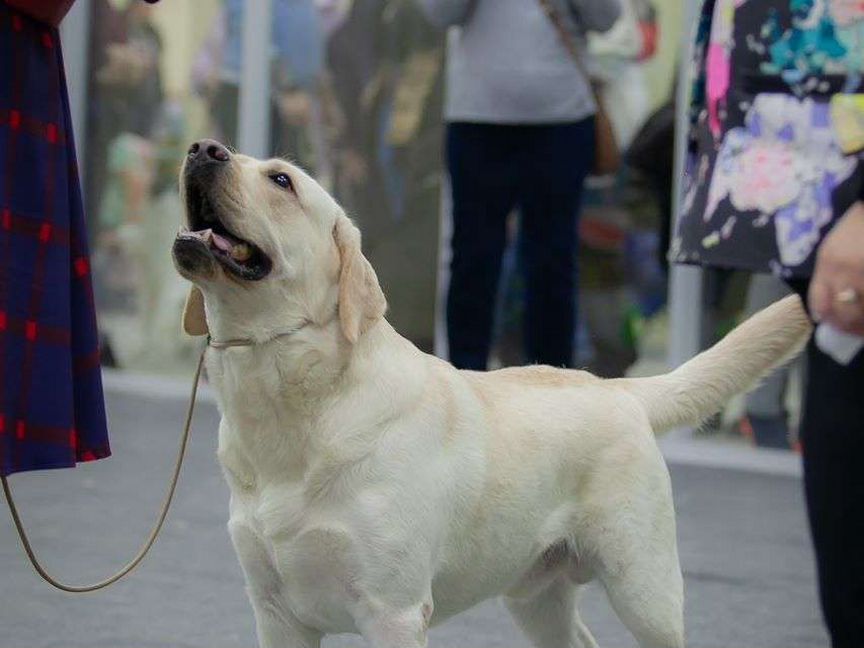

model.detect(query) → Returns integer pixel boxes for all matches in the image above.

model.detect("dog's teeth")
[231,243,252,262]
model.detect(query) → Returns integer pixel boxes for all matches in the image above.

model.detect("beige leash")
[1,346,206,593]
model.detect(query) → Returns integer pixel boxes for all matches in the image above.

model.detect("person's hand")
[809,201,864,335]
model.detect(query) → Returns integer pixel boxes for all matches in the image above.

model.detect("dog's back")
[463,294,810,436]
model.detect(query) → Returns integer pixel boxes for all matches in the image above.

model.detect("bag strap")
[535,0,593,82]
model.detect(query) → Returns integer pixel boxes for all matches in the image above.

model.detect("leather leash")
[1,346,206,593]
[3,321,310,593]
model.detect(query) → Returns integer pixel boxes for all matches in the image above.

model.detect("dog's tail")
[616,295,812,433]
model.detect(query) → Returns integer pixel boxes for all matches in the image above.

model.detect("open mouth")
[178,183,273,281]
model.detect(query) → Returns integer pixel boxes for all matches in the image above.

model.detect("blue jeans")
[445,120,594,370]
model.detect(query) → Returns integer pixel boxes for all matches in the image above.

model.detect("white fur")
[174,152,813,648]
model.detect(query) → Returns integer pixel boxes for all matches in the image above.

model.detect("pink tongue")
[211,232,234,253]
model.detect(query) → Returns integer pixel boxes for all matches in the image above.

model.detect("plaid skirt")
[0,3,110,475]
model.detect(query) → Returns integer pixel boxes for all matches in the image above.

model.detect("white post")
[434,177,451,359]
[60,0,92,187]
[434,29,458,360]
[238,0,273,157]
[667,0,703,370]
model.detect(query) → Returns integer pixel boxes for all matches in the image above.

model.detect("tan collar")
[207,321,310,349]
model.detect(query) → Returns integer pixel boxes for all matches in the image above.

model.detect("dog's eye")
[269,173,294,191]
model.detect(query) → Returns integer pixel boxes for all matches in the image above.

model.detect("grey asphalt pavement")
[0,389,828,648]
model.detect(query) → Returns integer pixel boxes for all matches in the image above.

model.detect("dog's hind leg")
[505,578,599,648]
[584,453,685,648]
[597,546,684,648]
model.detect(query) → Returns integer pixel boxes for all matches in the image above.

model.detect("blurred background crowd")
[70,0,793,449]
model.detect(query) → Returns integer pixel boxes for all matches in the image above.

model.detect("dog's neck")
[206,314,427,483]
[201,279,337,342]
[204,312,347,478]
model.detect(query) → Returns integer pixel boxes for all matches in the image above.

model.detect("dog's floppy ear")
[333,215,386,343]
[182,285,209,336]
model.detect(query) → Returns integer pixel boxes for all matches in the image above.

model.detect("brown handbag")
[4,0,76,27]
[536,0,621,176]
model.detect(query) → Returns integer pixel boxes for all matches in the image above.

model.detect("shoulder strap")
[535,0,592,80]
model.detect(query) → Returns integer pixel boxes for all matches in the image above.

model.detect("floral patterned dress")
[672,0,864,278]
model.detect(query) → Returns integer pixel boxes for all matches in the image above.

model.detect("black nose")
[186,139,230,169]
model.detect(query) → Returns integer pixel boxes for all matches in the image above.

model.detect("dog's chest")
[228,475,362,633]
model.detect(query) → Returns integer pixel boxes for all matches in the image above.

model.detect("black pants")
[790,281,864,646]
[445,120,594,370]
[801,337,864,646]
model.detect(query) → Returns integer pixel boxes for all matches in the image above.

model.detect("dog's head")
[173,139,386,343]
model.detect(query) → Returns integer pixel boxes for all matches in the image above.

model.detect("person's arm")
[416,0,477,28]
[568,0,621,33]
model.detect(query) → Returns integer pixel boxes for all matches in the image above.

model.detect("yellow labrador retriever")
[172,139,811,648]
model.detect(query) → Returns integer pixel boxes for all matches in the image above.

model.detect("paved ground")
[0,389,828,648]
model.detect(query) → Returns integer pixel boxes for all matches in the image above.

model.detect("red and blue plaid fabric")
[0,2,110,476]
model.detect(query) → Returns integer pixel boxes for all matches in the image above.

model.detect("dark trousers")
[445,120,594,370]
[790,280,864,646]
[801,338,864,647]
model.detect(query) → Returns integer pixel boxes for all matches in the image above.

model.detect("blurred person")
[626,88,675,271]
[323,0,446,350]
[578,0,659,377]
[673,0,864,643]
[316,0,353,34]
[493,0,671,377]
[86,0,163,226]
[376,0,445,350]
[492,0,660,376]
[86,0,163,366]
[139,101,201,368]
[578,169,668,377]
[193,0,328,175]
[376,0,443,225]
[324,0,389,221]
[419,0,621,370]
[95,130,154,313]
[96,99,197,369]
[0,0,155,477]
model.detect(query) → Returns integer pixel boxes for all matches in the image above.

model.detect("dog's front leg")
[229,519,322,648]
[248,595,322,648]
[354,600,434,648]
[250,594,321,648]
